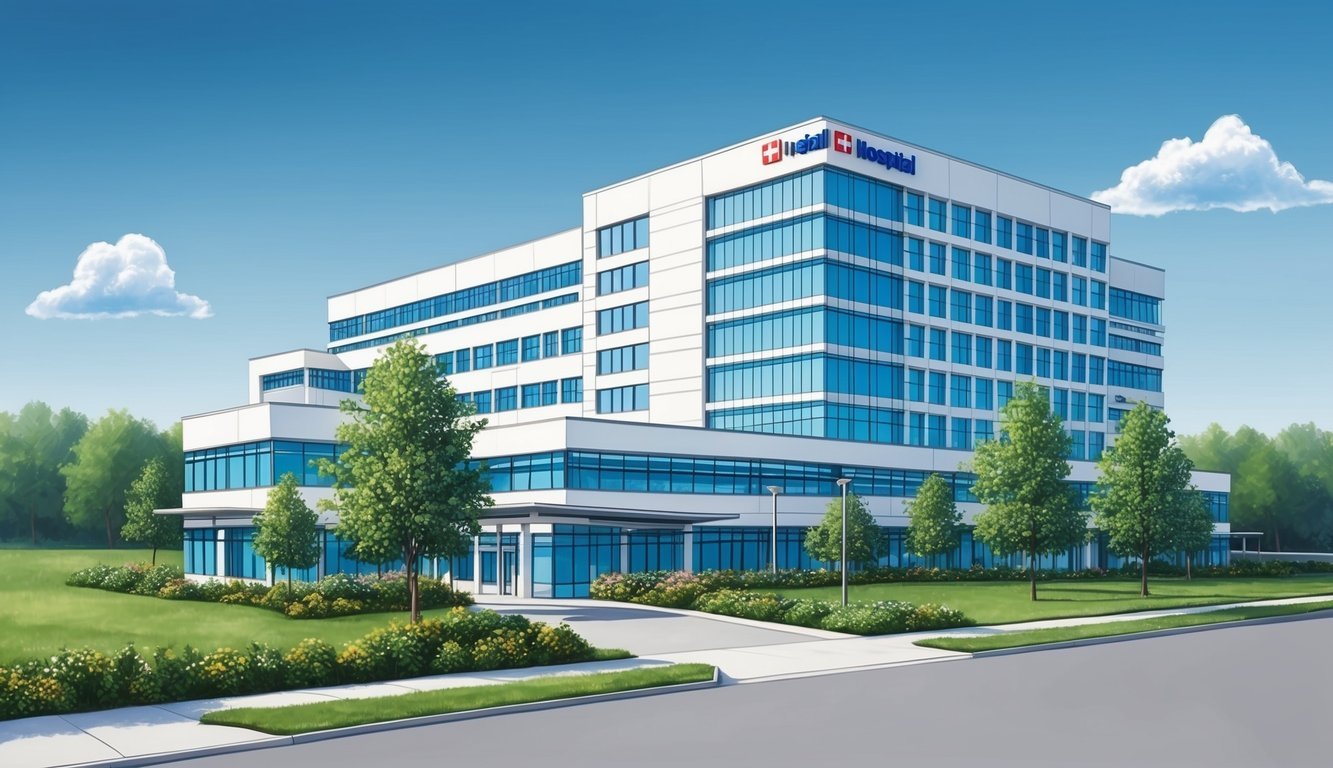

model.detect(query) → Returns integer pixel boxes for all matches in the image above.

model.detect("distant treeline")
[0,402,180,546]
[1180,423,1333,552]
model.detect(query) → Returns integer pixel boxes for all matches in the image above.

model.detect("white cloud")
[1091,115,1333,216]
[26,234,212,320]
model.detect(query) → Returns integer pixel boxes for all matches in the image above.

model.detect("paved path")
[4,594,1331,768]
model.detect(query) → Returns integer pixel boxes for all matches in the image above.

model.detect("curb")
[965,606,1333,658]
[476,598,852,640]
[79,667,720,768]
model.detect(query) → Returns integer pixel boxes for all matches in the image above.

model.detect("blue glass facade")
[184,440,342,491]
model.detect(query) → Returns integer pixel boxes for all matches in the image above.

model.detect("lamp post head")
[836,478,852,489]
[766,485,782,496]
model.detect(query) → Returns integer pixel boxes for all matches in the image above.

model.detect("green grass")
[913,599,1333,652]
[200,663,716,734]
[776,575,1333,625]
[0,549,619,665]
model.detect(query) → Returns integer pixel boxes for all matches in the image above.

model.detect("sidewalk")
[4,595,1331,768]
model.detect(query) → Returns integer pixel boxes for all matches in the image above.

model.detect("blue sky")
[1,0,1330,436]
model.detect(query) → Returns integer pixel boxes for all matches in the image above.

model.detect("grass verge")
[777,575,1333,625]
[913,600,1333,653]
[201,663,716,734]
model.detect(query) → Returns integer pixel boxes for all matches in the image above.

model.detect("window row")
[1107,361,1164,392]
[1107,334,1163,356]
[328,293,580,355]
[597,301,649,335]
[457,377,583,413]
[597,216,649,258]
[707,257,903,314]
[707,166,905,229]
[435,326,581,375]
[707,400,906,445]
[329,261,582,341]
[1109,287,1163,325]
[597,261,649,296]
[706,353,904,402]
[707,306,903,357]
[706,213,904,272]
[184,440,343,492]
[596,383,649,413]
[597,343,649,374]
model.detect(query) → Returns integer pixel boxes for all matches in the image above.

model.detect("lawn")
[0,549,487,665]
[913,600,1333,652]
[776,575,1333,625]
[201,663,716,735]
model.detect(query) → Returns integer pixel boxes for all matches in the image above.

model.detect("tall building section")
[165,117,1230,597]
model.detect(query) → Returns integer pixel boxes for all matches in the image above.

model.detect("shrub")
[529,623,593,666]
[283,639,338,688]
[819,602,912,635]
[431,641,472,674]
[691,590,793,623]
[134,564,183,596]
[247,643,287,693]
[783,600,834,628]
[471,628,530,671]
[189,648,252,697]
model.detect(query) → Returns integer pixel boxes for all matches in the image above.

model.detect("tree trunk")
[30,510,37,545]
[407,547,420,624]
[287,568,293,598]
[1186,552,1192,580]
[104,509,114,549]
[152,547,158,566]
[1029,534,1038,601]
[1274,528,1282,552]
[1140,542,1149,597]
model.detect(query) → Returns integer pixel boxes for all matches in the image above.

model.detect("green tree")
[1169,487,1215,580]
[320,339,491,622]
[121,458,183,564]
[253,473,321,594]
[905,473,962,566]
[0,403,88,543]
[804,491,884,568]
[1091,403,1202,596]
[970,381,1086,601]
[62,410,161,547]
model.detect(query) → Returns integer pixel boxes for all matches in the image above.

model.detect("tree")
[1091,403,1202,596]
[320,339,491,622]
[905,473,962,566]
[1170,488,1215,580]
[62,410,162,547]
[0,403,88,543]
[253,473,321,594]
[804,491,885,568]
[970,381,1086,601]
[121,458,183,564]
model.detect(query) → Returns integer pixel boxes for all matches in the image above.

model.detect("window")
[1052,231,1067,263]
[930,328,948,361]
[543,330,560,358]
[1089,355,1105,385]
[952,204,971,238]
[597,261,649,295]
[996,217,1013,249]
[974,210,992,244]
[996,300,1012,331]
[1091,317,1107,346]
[1072,276,1087,306]
[1052,271,1067,302]
[951,418,972,450]
[1072,236,1088,267]
[929,371,946,405]
[1053,350,1068,380]
[1036,268,1051,299]
[597,383,649,413]
[1089,431,1106,460]
[1071,353,1086,383]
[1016,343,1034,375]
[541,380,557,406]
[975,335,992,368]
[496,339,519,366]
[474,390,492,414]
[1037,347,1051,378]
[952,332,972,365]
[1087,393,1105,422]
[908,281,925,314]
[1016,222,1034,254]
[952,247,970,281]
[1035,228,1049,260]
[1015,263,1033,294]
[1053,388,1068,420]
[928,415,946,447]
[1109,288,1162,324]
[495,386,518,412]
[456,349,471,373]
[929,242,947,275]
[951,375,972,408]
[975,419,994,443]
[950,289,972,323]
[996,340,1012,371]
[1108,334,1163,356]
[1091,241,1108,272]
[436,353,454,377]
[905,192,924,226]
[1090,280,1106,310]
[473,344,493,370]
[597,343,649,374]
[1036,307,1051,338]
[261,369,304,391]
[561,326,583,354]
[1053,310,1069,341]
[929,286,947,318]
[561,377,583,403]
[597,302,648,335]
[975,378,993,410]
[908,325,925,357]
[1107,361,1163,391]
[972,253,992,286]
[1073,314,1088,344]
[908,368,925,402]
[974,295,993,327]
[1016,303,1034,334]
[308,369,351,392]
[998,380,1015,408]
[598,215,649,258]
[522,383,542,408]
[928,198,948,232]
[996,258,1012,290]
[1070,391,1085,422]
[907,238,925,271]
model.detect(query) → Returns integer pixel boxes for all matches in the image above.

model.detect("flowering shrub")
[692,590,794,623]
[0,609,599,721]
[68,564,473,619]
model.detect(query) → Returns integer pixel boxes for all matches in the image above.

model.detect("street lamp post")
[836,478,851,607]
[766,485,782,574]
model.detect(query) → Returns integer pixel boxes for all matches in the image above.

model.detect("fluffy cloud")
[26,234,212,320]
[1091,115,1333,216]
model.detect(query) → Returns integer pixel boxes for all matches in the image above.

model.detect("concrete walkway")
[4,594,1331,768]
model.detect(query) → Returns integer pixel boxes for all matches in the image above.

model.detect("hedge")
[66,564,473,619]
[591,572,971,635]
[0,608,594,721]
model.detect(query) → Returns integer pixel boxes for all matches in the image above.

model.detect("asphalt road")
[161,616,1333,768]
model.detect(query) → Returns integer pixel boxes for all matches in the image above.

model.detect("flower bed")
[66,564,472,619]
[591,572,971,635]
[0,608,594,721]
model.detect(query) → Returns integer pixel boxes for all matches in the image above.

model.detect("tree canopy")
[1091,403,1207,595]
[320,339,491,622]
[62,410,169,548]
[804,490,884,568]
[121,457,183,564]
[970,381,1086,600]
[905,473,963,565]
[253,472,321,592]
